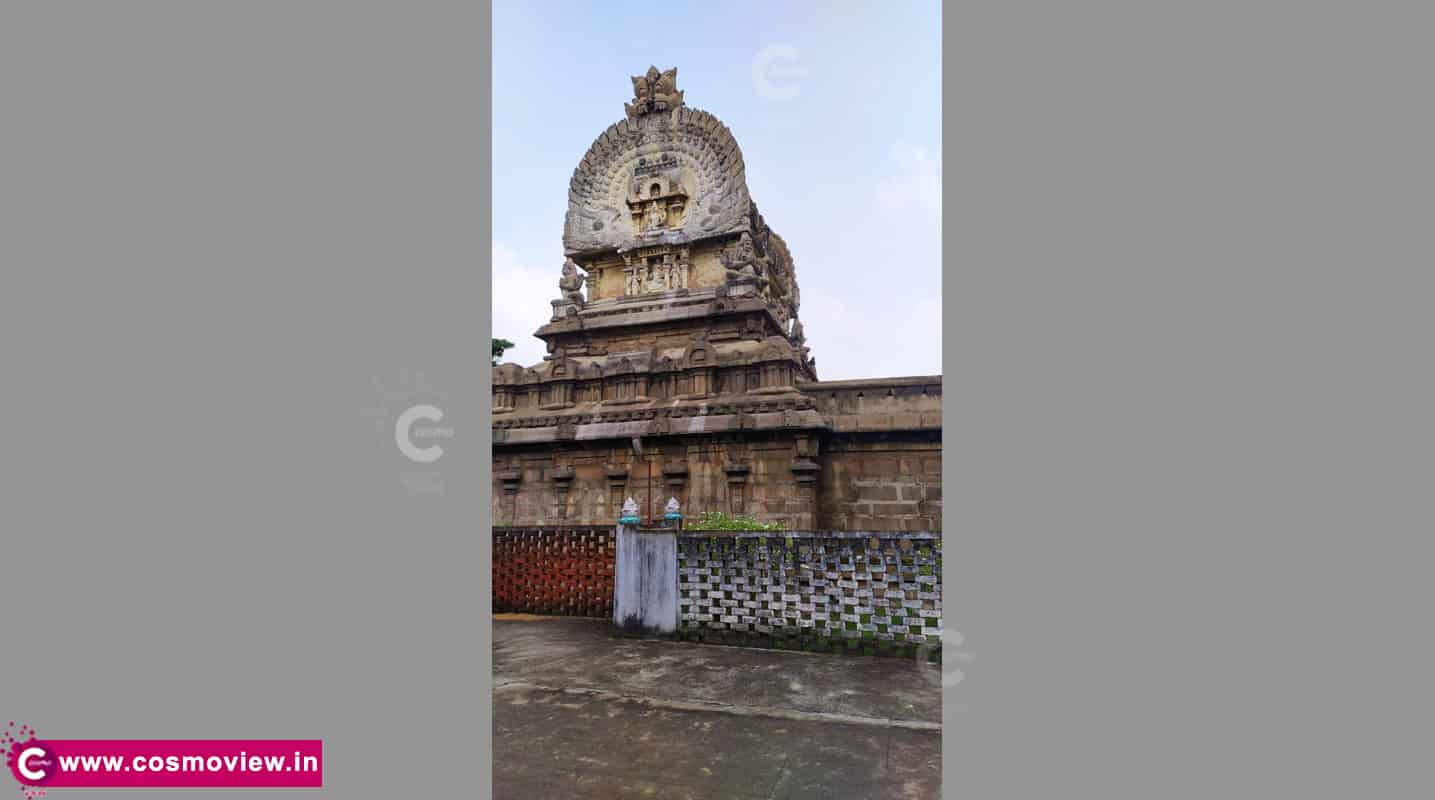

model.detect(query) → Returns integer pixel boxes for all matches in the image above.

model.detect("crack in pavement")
[765,754,792,800]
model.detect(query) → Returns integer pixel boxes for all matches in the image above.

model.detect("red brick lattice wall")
[493,526,615,617]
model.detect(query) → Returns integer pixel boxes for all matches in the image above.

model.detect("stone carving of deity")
[644,201,666,231]
[644,264,664,293]
[720,232,761,284]
[557,257,585,304]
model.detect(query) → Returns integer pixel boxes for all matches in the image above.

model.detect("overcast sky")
[493,1,941,380]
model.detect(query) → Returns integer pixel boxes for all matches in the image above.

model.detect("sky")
[493,0,941,380]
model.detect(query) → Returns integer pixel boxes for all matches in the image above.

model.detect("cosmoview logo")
[5,725,323,791]
[396,403,453,463]
[15,742,55,785]
[752,44,807,102]
[362,371,451,495]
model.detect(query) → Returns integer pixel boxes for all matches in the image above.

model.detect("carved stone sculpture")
[625,66,684,119]
[551,257,586,320]
[651,68,683,110]
[565,71,752,254]
[558,259,586,306]
[625,74,653,120]
[643,201,667,231]
[720,232,760,283]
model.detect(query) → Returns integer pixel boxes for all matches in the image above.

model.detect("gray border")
[477,3,495,793]
[1,2,493,796]
[940,9,957,800]
[945,2,1433,797]
[941,7,960,797]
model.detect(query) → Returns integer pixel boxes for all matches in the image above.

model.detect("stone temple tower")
[493,67,942,531]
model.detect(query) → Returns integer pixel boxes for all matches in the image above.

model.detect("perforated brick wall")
[493,526,615,617]
[676,531,942,659]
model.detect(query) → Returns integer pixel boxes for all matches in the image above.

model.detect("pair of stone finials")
[620,496,682,524]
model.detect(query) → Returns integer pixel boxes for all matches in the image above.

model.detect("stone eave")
[826,410,944,434]
[533,292,785,342]
[563,226,746,262]
[797,375,942,392]
[494,336,811,387]
[494,387,818,425]
[493,403,829,447]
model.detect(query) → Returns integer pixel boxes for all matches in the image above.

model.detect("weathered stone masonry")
[492,67,942,533]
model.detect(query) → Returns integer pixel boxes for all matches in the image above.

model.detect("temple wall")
[494,433,826,530]
[816,435,943,531]
[587,254,628,300]
[493,421,942,533]
[687,245,727,288]
[802,376,943,416]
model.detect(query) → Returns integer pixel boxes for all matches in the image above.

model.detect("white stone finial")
[622,497,639,515]
[665,497,681,515]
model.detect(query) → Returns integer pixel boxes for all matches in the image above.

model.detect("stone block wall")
[675,531,942,659]
[493,526,615,618]
[493,434,826,530]
[817,437,943,531]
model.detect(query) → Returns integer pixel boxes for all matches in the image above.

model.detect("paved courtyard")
[493,615,942,799]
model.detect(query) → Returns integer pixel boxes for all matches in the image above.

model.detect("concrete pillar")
[612,523,678,635]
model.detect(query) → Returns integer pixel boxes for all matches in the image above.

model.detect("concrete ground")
[494,615,942,799]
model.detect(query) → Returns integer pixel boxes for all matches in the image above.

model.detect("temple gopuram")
[493,67,941,531]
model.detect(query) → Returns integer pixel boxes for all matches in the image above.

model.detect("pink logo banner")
[7,739,322,788]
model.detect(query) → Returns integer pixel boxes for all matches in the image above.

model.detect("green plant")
[684,511,787,532]
[491,337,515,365]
